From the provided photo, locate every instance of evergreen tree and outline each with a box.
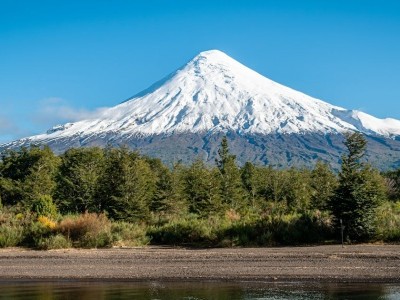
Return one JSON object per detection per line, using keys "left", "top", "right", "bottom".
{"left": 150, "top": 160, "right": 187, "bottom": 216}
{"left": 184, "top": 159, "right": 221, "bottom": 216}
{"left": 0, "top": 147, "right": 36, "bottom": 206}
{"left": 260, "top": 167, "right": 312, "bottom": 211}
{"left": 215, "top": 136, "right": 245, "bottom": 211}
{"left": 310, "top": 161, "right": 337, "bottom": 210}
{"left": 285, "top": 168, "right": 312, "bottom": 210}
{"left": 329, "top": 132, "right": 386, "bottom": 241}
{"left": 96, "top": 147, "right": 156, "bottom": 222}
{"left": 0, "top": 146, "right": 60, "bottom": 208}
{"left": 241, "top": 162, "right": 259, "bottom": 209}
{"left": 259, "top": 166, "right": 289, "bottom": 204}
{"left": 55, "top": 147, "right": 104, "bottom": 213}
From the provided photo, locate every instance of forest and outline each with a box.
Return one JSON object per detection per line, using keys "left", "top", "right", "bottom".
{"left": 0, "top": 132, "right": 399, "bottom": 249}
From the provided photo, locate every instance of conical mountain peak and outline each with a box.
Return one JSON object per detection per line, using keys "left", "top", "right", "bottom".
{"left": 191, "top": 49, "right": 239, "bottom": 65}
{"left": 185, "top": 49, "right": 262, "bottom": 80}
{"left": 195, "top": 49, "right": 228, "bottom": 58}
{"left": 3, "top": 49, "right": 400, "bottom": 153}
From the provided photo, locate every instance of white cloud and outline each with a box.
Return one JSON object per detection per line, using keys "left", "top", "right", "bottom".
{"left": 1, "top": 97, "right": 108, "bottom": 144}
{"left": 0, "top": 116, "right": 25, "bottom": 143}
{"left": 33, "top": 97, "right": 109, "bottom": 125}
{"left": 0, "top": 117, "right": 14, "bottom": 134}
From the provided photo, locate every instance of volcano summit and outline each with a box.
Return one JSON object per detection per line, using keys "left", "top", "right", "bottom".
{"left": 2, "top": 50, "right": 400, "bottom": 168}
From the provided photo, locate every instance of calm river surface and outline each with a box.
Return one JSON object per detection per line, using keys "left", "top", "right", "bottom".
{"left": 1, "top": 281, "right": 400, "bottom": 300}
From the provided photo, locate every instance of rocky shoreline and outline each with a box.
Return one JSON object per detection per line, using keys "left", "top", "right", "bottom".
{"left": 1, "top": 245, "right": 399, "bottom": 283}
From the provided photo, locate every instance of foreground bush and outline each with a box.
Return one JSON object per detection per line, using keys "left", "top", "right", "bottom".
{"left": 35, "top": 234, "right": 72, "bottom": 250}
{"left": 23, "top": 218, "right": 55, "bottom": 248}
{"left": 0, "top": 203, "right": 397, "bottom": 249}
{"left": 0, "top": 221, "right": 24, "bottom": 247}
{"left": 148, "top": 214, "right": 221, "bottom": 246}
{"left": 218, "top": 209, "right": 333, "bottom": 246}
{"left": 0, "top": 226, "right": 23, "bottom": 247}
{"left": 147, "top": 209, "right": 333, "bottom": 247}
{"left": 57, "top": 212, "right": 112, "bottom": 248}
{"left": 111, "top": 222, "right": 149, "bottom": 247}
{"left": 0, "top": 209, "right": 33, "bottom": 248}
{"left": 375, "top": 201, "right": 400, "bottom": 242}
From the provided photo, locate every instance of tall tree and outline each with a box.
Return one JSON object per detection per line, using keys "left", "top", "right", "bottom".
{"left": 284, "top": 168, "right": 312, "bottom": 210}
{"left": 241, "top": 162, "right": 258, "bottom": 208}
{"left": 184, "top": 159, "right": 221, "bottom": 216}
{"left": 329, "top": 132, "right": 386, "bottom": 241}
{"left": 0, "top": 146, "right": 60, "bottom": 208}
{"left": 55, "top": 147, "right": 104, "bottom": 213}
{"left": 310, "top": 161, "right": 338, "bottom": 210}
{"left": 215, "top": 136, "right": 245, "bottom": 211}
{"left": 150, "top": 160, "right": 187, "bottom": 216}
{"left": 96, "top": 147, "right": 156, "bottom": 222}
{"left": 259, "top": 166, "right": 289, "bottom": 204}
{"left": 0, "top": 147, "right": 35, "bottom": 206}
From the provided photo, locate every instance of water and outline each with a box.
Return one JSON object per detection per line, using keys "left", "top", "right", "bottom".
{"left": 0, "top": 281, "right": 399, "bottom": 300}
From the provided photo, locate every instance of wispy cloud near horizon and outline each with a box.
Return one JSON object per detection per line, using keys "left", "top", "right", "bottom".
{"left": 0, "top": 115, "right": 27, "bottom": 144}
{"left": 0, "top": 117, "right": 15, "bottom": 134}
{"left": 33, "top": 97, "right": 110, "bottom": 125}
{"left": 0, "top": 97, "right": 109, "bottom": 144}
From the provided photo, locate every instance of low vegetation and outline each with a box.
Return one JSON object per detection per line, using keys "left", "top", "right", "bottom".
{"left": 0, "top": 133, "right": 399, "bottom": 249}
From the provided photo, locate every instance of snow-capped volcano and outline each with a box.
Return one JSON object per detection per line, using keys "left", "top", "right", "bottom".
{"left": 2, "top": 50, "right": 400, "bottom": 169}
{"left": 11, "top": 50, "right": 400, "bottom": 140}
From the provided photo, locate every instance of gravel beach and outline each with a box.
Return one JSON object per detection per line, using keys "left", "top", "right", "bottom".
{"left": 1, "top": 245, "right": 399, "bottom": 283}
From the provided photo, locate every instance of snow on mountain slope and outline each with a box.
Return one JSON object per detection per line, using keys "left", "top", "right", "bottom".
{"left": 3, "top": 50, "right": 400, "bottom": 147}
{"left": 350, "top": 111, "right": 400, "bottom": 137}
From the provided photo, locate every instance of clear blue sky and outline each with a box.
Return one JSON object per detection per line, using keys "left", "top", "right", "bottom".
{"left": 1, "top": 0, "right": 400, "bottom": 143}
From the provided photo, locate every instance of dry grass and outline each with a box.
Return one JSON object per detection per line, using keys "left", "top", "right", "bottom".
{"left": 57, "top": 212, "right": 112, "bottom": 248}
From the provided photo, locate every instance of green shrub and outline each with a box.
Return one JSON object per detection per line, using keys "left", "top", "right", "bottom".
{"left": 31, "top": 195, "right": 58, "bottom": 218}
{"left": 223, "top": 210, "right": 333, "bottom": 246}
{"left": 0, "top": 224, "right": 24, "bottom": 247}
{"left": 375, "top": 201, "right": 400, "bottom": 242}
{"left": 35, "top": 234, "right": 72, "bottom": 250}
{"left": 148, "top": 215, "right": 218, "bottom": 246}
{"left": 147, "top": 209, "right": 333, "bottom": 247}
{"left": 0, "top": 209, "right": 32, "bottom": 247}
{"left": 262, "top": 210, "right": 332, "bottom": 245}
{"left": 111, "top": 222, "right": 149, "bottom": 247}
{"left": 23, "top": 219, "right": 54, "bottom": 248}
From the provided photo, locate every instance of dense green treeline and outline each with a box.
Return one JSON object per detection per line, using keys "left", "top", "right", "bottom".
{"left": 0, "top": 133, "right": 399, "bottom": 248}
